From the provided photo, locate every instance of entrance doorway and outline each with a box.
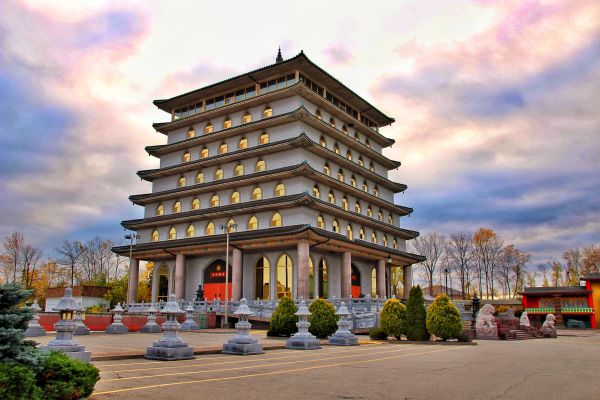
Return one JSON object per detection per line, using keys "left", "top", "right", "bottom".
{"left": 203, "top": 259, "right": 232, "bottom": 300}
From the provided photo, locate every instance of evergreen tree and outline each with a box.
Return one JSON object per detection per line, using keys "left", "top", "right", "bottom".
{"left": 269, "top": 296, "right": 298, "bottom": 337}
{"left": 0, "top": 283, "right": 34, "bottom": 361}
{"left": 405, "top": 285, "right": 430, "bottom": 341}
{"left": 426, "top": 294, "right": 462, "bottom": 341}
{"left": 308, "top": 299, "right": 338, "bottom": 338}
{"left": 380, "top": 298, "right": 406, "bottom": 340}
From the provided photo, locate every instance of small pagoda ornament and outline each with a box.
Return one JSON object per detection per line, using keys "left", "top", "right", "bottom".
{"left": 140, "top": 304, "right": 162, "bottom": 333}
{"left": 286, "top": 298, "right": 320, "bottom": 350}
{"left": 181, "top": 302, "right": 200, "bottom": 330}
{"left": 328, "top": 301, "right": 358, "bottom": 346}
{"left": 145, "top": 294, "right": 195, "bottom": 360}
{"left": 222, "top": 298, "right": 264, "bottom": 355}
{"left": 105, "top": 302, "right": 129, "bottom": 334}
{"left": 24, "top": 299, "right": 46, "bottom": 337}
{"left": 73, "top": 301, "right": 90, "bottom": 335}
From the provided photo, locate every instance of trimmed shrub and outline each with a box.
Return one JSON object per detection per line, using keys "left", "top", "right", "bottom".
{"left": 426, "top": 294, "right": 462, "bottom": 341}
{"left": 37, "top": 351, "right": 99, "bottom": 400}
{"left": 0, "top": 362, "right": 42, "bottom": 400}
{"left": 308, "top": 299, "right": 338, "bottom": 338}
{"left": 405, "top": 285, "right": 430, "bottom": 341}
{"left": 368, "top": 327, "right": 388, "bottom": 340}
{"left": 380, "top": 298, "right": 406, "bottom": 340}
{"left": 269, "top": 296, "right": 298, "bottom": 337}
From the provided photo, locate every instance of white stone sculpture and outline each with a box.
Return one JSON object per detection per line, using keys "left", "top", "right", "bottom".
{"left": 475, "top": 304, "right": 498, "bottom": 340}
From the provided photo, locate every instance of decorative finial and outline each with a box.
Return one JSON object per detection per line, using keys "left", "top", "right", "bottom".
{"left": 276, "top": 47, "right": 283, "bottom": 63}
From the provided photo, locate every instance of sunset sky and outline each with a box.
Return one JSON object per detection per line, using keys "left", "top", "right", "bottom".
{"left": 1, "top": 0, "right": 599, "bottom": 268}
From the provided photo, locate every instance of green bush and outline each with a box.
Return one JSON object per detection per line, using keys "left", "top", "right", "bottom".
{"left": 380, "top": 298, "right": 406, "bottom": 340}
{"left": 0, "top": 283, "right": 34, "bottom": 361}
{"left": 269, "top": 296, "right": 298, "bottom": 337}
{"left": 37, "top": 351, "right": 99, "bottom": 400}
{"left": 456, "top": 332, "right": 472, "bottom": 342}
{"left": 368, "top": 327, "right": 388, "bottom": 340}
{"left": 426, "top": 294, "right": 462, "bottom": 341}
{"left": 308, "top": 299, "right": 338, "bottom": 338}
{"left": 0, "top": 362, "right": 42, "bottom": 399}
{"left": 405, "top": 285, "right": 430, "bottom": 341}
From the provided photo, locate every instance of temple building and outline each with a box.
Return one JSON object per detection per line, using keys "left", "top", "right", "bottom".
{"left": 113, "top": 50, "right": 424, "bottom": 305}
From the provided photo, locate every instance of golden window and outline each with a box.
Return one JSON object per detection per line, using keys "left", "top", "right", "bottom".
{"left": 342, "top": 197, "right": 349, "bottom": 211}
{"left": 367, "top": 206, "right": 373, "bottom": 218}
{"left": 329, "top": 117, "right": 335, "bottom": 127}
{"left": 200, "top": 147, "right": 209, "bottom": 158}
{"left": 323, "top": 163, "right": 330, "bottom": 175}
{"left": 355, "top": 201, "right": 361, "bottom": 213}
{"left": 173, "top": 201, "right": 181, "bottom": 213}
{"left": 332, "top": 219, "right": 339, "bottom": 233}
{"left": 317, "top": 215, "right": 325, "bottom": 229}
{"left": 192, "top": 198, "right": 200, "bottom": 210}
{"left": 312, "top": 185, "right": 320, "bottom": 198}
{"left": 365, "top": 139, "right": 371, "bottom": 148}
{"left": 328, "top": 191, "right": 335, "bottom": 204}
{"left": 354, "top": 132, "right": 360, "bottom": 141}
{"left": 168, "top": 227, "right": 177, "bottom": 240}
{"left": 252, "top": 187, "right": 262, "bottom": 200}
{"left": 214, "top": 168, "right": 224, "bottom": 180}
{"left": 359, "top": 228, "right": 365, "bottom": 240}
{"left": 271, "top": 212, "right": 282, "bottom": 227}
{"left": 235, "top": 163, "right": 244, "bottom": 176}
{"left": 337, "top": 169, "right": 344, "bottom": 182}
{"left": 374, "top": 186, "right": 380, "bottom": 197}
{"left": 178, "top": 176, "right": 186, "bottom": 188}
{"left": 256, "top": 159, "right": 266, "bottom": 172}
{"left": 342, "top": 125, "right": 348, "bottom": 135}
{"left": 388, "top": 214, "right": 394, "bottom": 224}
{"left": 350, "top": 175, "right": 356, "bottom": 187}
{"left": 248, "top": 216, "right": 258, "bottom": 230}
{"left": 369, "top": 162, "right": 375, "bottom": 172}
{"left": 239, "top": 137, "right": 248, "bottom": 149}
{"left": 205, "top": 222, "right": 215, "bottom": 235}
{"left": 383, "top": 235, "right": 388, "bottom": 247}
{"left": 333, "top": 143, "right": 340, "bottom": 154}
{"left": 316, "top": 110, "right": 322, "bottom": 120}
{"left": 227, "top": 219, "right": 237, "bottom": 233}
{"left": 378, "top": 210, "right": 383, "bottom": 221}
{"left": 211, "top": 195, "right": 219, "bottom": 207}
{"left": 187, "top": 127, "right": 195, "bottom": 139}
{"left": 260, "top": 132, "right": 269, "bottom": 144}
{"left": 204, "top": 123, "right": 213, "bottom": 134}
{"left": 371, "top": 232, "right": 377, "bottom": 243}
{"left": 363, "top": 181, "right": 369, "bottom": 192}
{"left": 263, "top": 106, "right": 272, "bottom": 118}
{"left": 242, "top": 112, "right": 252, "bottom": 124}
{"left": 393, "top": 239, "right": 398, "bottom": 249}
{"left": 346, "top": 225, "right": 353, "bottom": 240}
{"left": 346, "top": 150, "right": 352, "bottom": 161}
{"left": 223, "top": 117, "right": 232, "bottom": 129}
{"left": 274, "top": 183, "right": 285, "bottom": 197}
{"left": 231, "top": 191, "right": 240, "bottom": 203}
{"left": 358, "top": 157, "right": 364, "bottom": 167}
{"left": 187, "top": 224, "right": 195, "bottom": 237}
{"left": 156, "top": 204, "right": 164, "bottom": 216}
{"left": 182, "top": 151, "right": 191, "bottom": 163}
{"left": 151, "top": 229, "right": 159, "bottom": 242}
{"left": 219, "top": 142, "right": 228, "bottom": 154}
{"left": 319, "top": 136, "right": 327, "bottom": 147}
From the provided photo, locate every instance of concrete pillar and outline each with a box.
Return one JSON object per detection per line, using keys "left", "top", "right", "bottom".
{"left": 175, "top": 254, "right": 186, "bottom": 300}
{"left": 403, "top": 265, "right": 413, "bottom": 299}
{"left": 127, "top": 258, "right": 140, "bottom": 304}
{"left": 376, "top": 259, "right": 386, "bottom": 298}
{"left": 297, "top": 241, "right": 310, "bottom": 300}
{"left": 168, "top": 265, "right": 175, "bottom": 296}
{"left": 151, "top": 266, "right": 158, "bottom": 303}
{"left": 341, "top": 252, "right": 352, "bottom": 298}
{"left": 232, "top": 248, "right": 242, "bottom": 300}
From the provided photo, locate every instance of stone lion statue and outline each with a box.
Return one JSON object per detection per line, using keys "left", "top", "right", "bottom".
{"left": 476, "top": 304, "right": 498, "bottom": 338}
{"left": 519, "top": 311, "right": 531, "bottom": 328}
{"left": 542, "top": 314, "right": 557, "bottom": 338}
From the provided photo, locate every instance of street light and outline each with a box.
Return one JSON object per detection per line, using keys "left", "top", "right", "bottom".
{"left": 219, "top": 222, "right": 238, "bottom": 328}
{"left": 125, "top": 233, "right": 140, "bottom": 269}
{"left": 444, "top": 268, "right": 449, "bottom": 296}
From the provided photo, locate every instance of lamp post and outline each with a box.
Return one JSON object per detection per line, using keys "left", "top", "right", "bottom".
{"left": 444, "top": 268, "right": 449, "bottom": 296}
{"left": 220, "top": 222, "right": 238, "bottom": 328}
{"left": 125, "top": 233, "right": 140, "bottom": 266}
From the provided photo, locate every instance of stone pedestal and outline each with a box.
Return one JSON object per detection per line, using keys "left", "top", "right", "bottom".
{"left": 106, "top": 302, "right": 129, "bottom": 334}
{"left": 74, "top": 302, "right": 90, "bottom": 335}
{"left": 222, "top": 298, "right": 264, "bottom": 355}
{"left": 25, "top": 300, "right": 46, "bottom": 337}
{"left": 181, "top": 302, "right": 200, "bottom": 330}
{"left": 140, "top": 304, "right": 162, "bottom": 333}
{"left": 286, "top": 299, "right": 320, "bottom": 350}
{"left": 41, "top": 288, "right": 91, "bottom": 363}
{"left": 328, "top": 302, "right": 358, "bottom": 346}
{"left": 145, "top": 294, "right": 195, "bottom": 361}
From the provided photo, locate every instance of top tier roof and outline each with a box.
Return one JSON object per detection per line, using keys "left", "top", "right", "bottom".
{"left": 153, "top": 51, "right": 395, "bottom": 127}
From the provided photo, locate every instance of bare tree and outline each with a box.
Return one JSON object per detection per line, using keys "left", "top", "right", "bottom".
{"left": 446, "top": 232, "right": 473, "bottom": 299}
{"left": 20, "top": 245, "right": 41, "bottom": 289}
{"left": 55, "top": 240, "right": 84, "bottom": 287}
{"left": 581, "top": 245, "right": 600, "bottom": 276}
{"left": 473, "top": 228, "right": 504, "bottom": 298}
{"left": 537, "top": 263, "right": 549, "bottom": 287}
{"left": 2, "top": 232, "right": 24, "bottom": 283}
{"left": 525, "top": 271, "right": 537, "bottom": 287}
{"left": 411, "top": 232, "right": 446, "bottom": 296}
{"left": 562, "top": 249, "right": 581, "bottom": 285}
{"left": 550, "top": 260, "right": 563, "bottom": 286}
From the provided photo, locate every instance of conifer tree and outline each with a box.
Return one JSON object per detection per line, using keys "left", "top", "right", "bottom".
{"left": 269, "top": 296, "right": 298, "bottom": 337}
{"left": 405, "top": 285, "right": 430, "bottom": 341}
{"left": 0, "top": 283, "right": 34, "bottom": 361}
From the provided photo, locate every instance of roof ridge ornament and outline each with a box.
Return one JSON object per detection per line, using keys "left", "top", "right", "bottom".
{"left": 276, "top": 47, "right": 283, "bottom": 63}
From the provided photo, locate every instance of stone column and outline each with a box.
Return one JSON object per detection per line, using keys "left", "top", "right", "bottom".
{"left": 175, "top": 254, "right": 186, "bottom": 300}
{"left": 232, "top": 248, "right": 243, "bottom": 301}
{"left": 403, "top": 265, "right": 413, "bottom": 299}
{"left": 168, "top": 265, "right": 175, "bottom": 296}
{"left": 297, "top": 241, "right": 310, "bottom": 299}
{"left": 127, "top": 258, "right": 140, "bottom": 304}
{"left": 341, "top": 252, "right": 352, "bottom": 298}
{"left": 376, "top": 259, "right": 386, "bottom": 298}
{"left": 151, "top": 266, "right": 158, "bottom": 303}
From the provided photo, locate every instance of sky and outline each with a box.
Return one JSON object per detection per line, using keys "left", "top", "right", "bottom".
{"left": 0, "top": 0, "right": 599, "bottom": 267}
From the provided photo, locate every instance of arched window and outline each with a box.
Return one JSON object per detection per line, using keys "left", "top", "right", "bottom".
{"left": 346, "top": 150, "right": 353, "bottom": 161}
{"left": 274, "top": 183, "right": 285, "bottom": 197}
{"left": 178, "top": 175, "right": 186, "bottom": 187}
{"left": 168, "top": 226, "right": 177, "bottom": 240}
{"left": 219, "top": 142, "right": 228, "bottom": 154}
{"left": 204, "top": 122, "right": 213, "bottom": 134}
{"left": 351, "top": 264, "right": 361, "bottom": 297}
{"left": 238, "top": 137, "right": 248, "bottom": 149}
{"left": 211, "top": 194, "right": 219, "bottom": 207}
{"left": 354, "top": 131, "right": 360, "bottom": 141}
{"left": 205, "top": 222, "right": 215, "bottom": 235}
{"left": 195, "top": 171, "right": 204, "bottom": 184}
{"left": 255, "top": 257, "right": 270, "bottom": 300}
{"left": 350, "top": 175, "right": 357, "bottom": 187}
{"left": 214, "top": 168, "right": 224, "bottom": 180}
{"left": 248, "top": 216, "right": 258, "bottom": 230}
{"left": 276, "top": 254, "right": 293, "bottom": 298}
{"left": 337, "top": 169, "right": 344, "bottom": 182}
{"left": 263, "top": 106, "right": 272, "bottom": 118}
{"left": 359, "top": 227, "right": 365, "bottom": 240}
{"left": 234, "top": 163, "right": 244, "bottom": 176}
{"left": 151, "top": 229, "right": 159, "bottom": 242}
{"left": 191, "top": 198, "right": 200, "bottom": 210}
{"left": 323, "top": 163, "right": 330, "bottom": 175}
{"left": 367, "top": 206, "right": 373, "bottom": 218}
{"left": 362, "top": 181, "right": 369, "bottom": 192}
{"left": 187, "top": 127, "right": 195, "bottom": 139}
{"left": 242, "top": 112, "right": 252, "bottom": 124}
{"left": 346, "top": 224, "right": 353, "bottom": 240}
{"left": 316, "top": 110, "right": 322, "bottom": 120}
{"left": 312, "top": 185, "right": 320, "bottom": 198}
{"left": 172, "top": 200, "right": 181, "bottom": 213}
{"left": 358, "top": 156, "right": 364, "bottom": 167}
{"left": 200, "top": 147, "right": 209, "bottom": 158}
{"left": 365, "top": 138, "right": 371, "bottom": 148}
{"left": 333, "top": 143, "right": 340, "bottom": 154}
{"left": 355, "top": 201, "right": 361, "bottom": 213}
{"left": 230, "top": 191, "right": 240, "bottom": 204}
{"left": 259, "top": 131, "right": 269, "bottom": 144}
{"left": 223, "top": 117, "right": 232, "bottom": 129}
{"left": 388, "top": 214, "right": 394, "bottom": 225}
{"left": 393, "top": 238, "right": 398, "bottom": 249}
{"left": 186, "top": 224, "right": 195, "bottom": 238}
{"left": 271, "top": 212, "right": 282, "bottom": 227}
{"left": 256, "top": 159, "right": 266, "bottom": 172}
{"left": 156, "top": 204, "right": 164, "bottom": 216}
{"left": 374, "top": 186, "right": 380, "bottom": 197}
{"left": 371, "top": 267, "right": 377, "bottom": 297}
{"left": 182, "top": 151, "right": 191, "bottom": 162}
{"left": 252, "top": 187, "right": 262, "bottom": 200}
{"left": 378, "top": 210, "right": 384, "bottom": 221}
{"left": 317, "top": 258, "right": 328, "bottom": 298}
{"left": 342, "top": 125, "right": 348, "bottom": 135}
{"left": 369, "top": 162, "right": 375, "bottom": 172}
{"left": 227, "top": 219, "right": 237, "bottom": 232}
{"left": 332, "top": 219, "right": 339, "bottom": 233}
{"left": 328, "top": 191, "right": 335, "bottom": 204}
{"left": 383, "top": 235, "right": 388, "bottom": 247}
{"left": 319, "top": 136, "right": 326, "bottom": 148}
{"left": 329, "top": 117, "right": 335, "bottom": 127}
{"left": 371, "top": 232, "right": 377, "bottom": 243}
{"left": 317, "top": 215, "right": 325, "bottom": 229}
{"left": 342, "top": 196, "right": 349, "bottom": 211}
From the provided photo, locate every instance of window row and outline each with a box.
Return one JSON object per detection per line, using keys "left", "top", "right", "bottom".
{"left": 150, "top": 212, "right": 283, "bottom": 241}
{"left": 315, "top": 215, "right": 398, "bottom": 248}
{"left": 181, "top": 132, "right": 269, "bottom": 161}
{"left": 174, "top": 159, "right": 267, "bottom": 189}
{"left": 312, "top": 186, "right": 394, "bottom": 223}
